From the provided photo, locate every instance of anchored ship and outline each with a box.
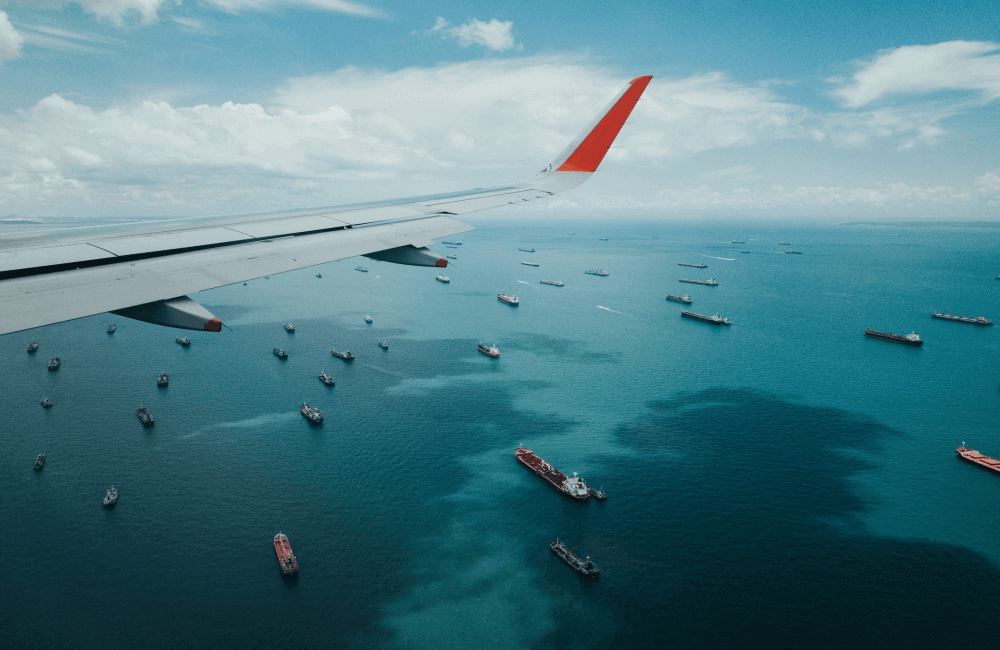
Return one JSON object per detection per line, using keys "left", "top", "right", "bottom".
{"left": 378, "top": 341, "right": 389, "bottom": 349}
{"left": 274, "top": 533, "right": 299, "bottom": 576}
{"left": 585, "top": 269, "right": 609, "bottom": 276}
{"left": 331, "top": 349, "right": 355, "bottom": 361}
{"left": 550, "top": 539, "right": 599, "bottom": 578}
{"left": 478, "top": 342, "right": 500, "bottom": 358}
{"left": 678, "top": 262, "right": 707, "bottom": 268}
{"left": 436, "top": 275, "right": 450, "bottom": 283}
{"left": 157, "top": 372, "right": 169, "bottom": 387}
{"left": 137, "top": 407, "right": 154, "bottom": 427}
{"left": 521, "top": 262, "right": 540, "bottom": 267}
{"left": 864, "top": 329, "right": 923, "bottom": 346}
{"left": 40, "top": 397, "right": 52, "bottom": 408}
{"left": 779, "top": 242, "right": 791, "bottom": 246}
{"left": 273, "top": 347, "right": 288, "bottom": 359}
{"left": 34, "top": 454, "right": 45, "bottom": 471}
{"left": 356, "top": 266, "right": 368, "bottom": 272}
{"left": 515, "top": 448, "right": 591, "bottom": 500}
{"left": 731, "top": 240, "right": 745, "bottom": 244}
{"left": 785, "top": 250, "right": 803, "bottom": 254}
{"left": 519, "top": 248, "right": 535, "bottom": 252}
{"left": 176, "top": 337, "right": 191, "bottom": 346}
{"left": 103, "top": 487, "right": 118, "bottom": 507}
{"left": 498, "top": 294, "right": 519, "bottom": 306}
{"left": 47, "top": 357, "right": 60, "bottom": 370}
{"left": 931, "top": 312, "right": 993, "bottom": 326}
{"left": 956, "top": 445, "right": 1000, "bottom": 475}
{"left": 316, "top": 273, "right": 322, "bottom": 278}
{"left": 540, "top": 280, "right": 564, "bottom": 286}
{"left": 665, "top": 295, "right": 692, "bottom": 304}
{"left": 107, "top": 324, "right": 116, "bottom": 334}
{"left": 679, "top": 278, "right": 717, "bottom": 286}
{"left": 446, "top": 255, "right": 457, "bottom": 260}
{"left": 318, "top": 372, "right": 335, "bottom": 386}
{"left": 364, "top": 315, "right": 373, "bottom": 323}
{"left": 681, "top": 310, "right": 731, "bottom": 325}
{"left": 284, "top": 323, "right": 295, "bottom": 332}
{"left": 442, "top": 241, "right": 462, "bottom": 245}
{"left": 27, "top": 341, "right": 38, "bottom": 353}
{"left": 300, "top": 404, "right": 324, "bottom": 424}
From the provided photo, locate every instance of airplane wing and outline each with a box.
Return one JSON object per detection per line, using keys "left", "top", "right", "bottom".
{"left": 0, "top": 75, "right": 652, "bottom": 336}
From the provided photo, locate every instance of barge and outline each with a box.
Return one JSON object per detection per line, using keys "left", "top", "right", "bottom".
{"left": 550, "top": 539, "right": 599, "bottom": 578}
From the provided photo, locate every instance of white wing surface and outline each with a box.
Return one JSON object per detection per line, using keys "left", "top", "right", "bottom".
{"left": 0, "top": 76, "right": 652, "bottom": 335}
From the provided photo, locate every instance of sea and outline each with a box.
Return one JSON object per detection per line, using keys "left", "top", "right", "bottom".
{"left": 2, "top": 217, "right": 999, "bottom": 649}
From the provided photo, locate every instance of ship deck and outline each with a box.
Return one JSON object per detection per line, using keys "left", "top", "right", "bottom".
{"left": 957, "top": 447, "right": 1000, "bottom": 475}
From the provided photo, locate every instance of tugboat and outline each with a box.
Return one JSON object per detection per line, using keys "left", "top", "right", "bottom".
{"left": 436, "top": 275, "right": 450, "bottom": 283}
{"left": 27, "top": 341, "right": 38, "bottom": 353}
{"left": 331, "top": 349, "right": 355, "bottom": 361}
{"left": 931, "top": 312, "right": 994, "bottom": 326}
{"left": 378, "top": 341, "right": 389, "bottom": 350}
{"left": 519, "top": 248, "right": 535, "bottom": 252}
{"left": 273, "top": 347, "right": 288, "bottom": 359}
{"left": 300, "top": 404, "right": 323, "bottom": 424}
{"left": 47, "top": 357, "right": 60, "bottom": 370}
{"left": 364, "top": 315, "right": 373, "bottom": 323}
{"left": 316, "top": 273, "right": 322, "bottom": 278}
{"left": 274, "top": 533, "right": 299, "bottom": 576}
{"left": 137, "top": 407, "right": 154, "bottom": 427}
{"left": 549, "top": 539, "right": 599, "bottom": 578}
{"left": 356, "top": 266, "right": 368, "bottom": 272}
{"left": 540, "top": 280, "right": 564, "bottom": 286}
{"left": 678, "top": 262, "right": 707, "bottom": 268}
{"left": 498, "top": 293, "right": 519, "bottom": 306}
{"left": 478, "top": 342, "right": 500, "bottom": 358}
{"left": 864, "top": 329, "right": 923, "bottom": 346}
{"left": 107, "top": 324, "right": 116, "bottom": 334}
{"left": 318, "top": 372, "right": 335, "bottom": 386}
{"left": 34, "top": 454, "right": 45, "bottom": 471}
{"left": 40, "top": 397, "right": 52, "bottom": 408}
{"left": 585, "top": 269, "right": 609, "bottom": 276}
{"left": 515, "top": 448, "right": 591, "bottom": 500}
{"left": 679, "top": 278, "right": 718, "bottom": 286}
{"left": 103, "top": 487, "right": 118, "bottom": 507}
{"left": 587, "top": 486, "right": 608, "bottom": 501}
{"left": 665, "top": 294, "right": 692, "bottom": 304}
{"left": 681, "top": 310, "right": 731, "bottom": 325}
{"left": 176, "top": 337, "right": 191, "bottom": 347}
{"left": 284, "top": 323, "right": 295, "bottom": 333}
{"left": 157, "top": 372, "right": 169, "bottom": 387}
{"left": 521, "top": 261, "right": 540, "bottom": 267}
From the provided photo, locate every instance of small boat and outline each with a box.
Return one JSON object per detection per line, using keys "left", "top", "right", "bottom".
{"left": 436, "top": 275, "right": 450, "bottom": 283}
{"left": 243, "top": 282, "right": 247, "bottom": 285}
{"left": 678, "top": 262, "right": 707, "bottom": 268}
{"left": 27, "top": 341, "right": 38, "bottom": 353}
{"left": 318, "top": 372, "right": 335, "bottom": 386}
{"left": 446, "top": 255, "right": 457, "bottom": 260}
{"left": 137, "top": 407, "right": 154, "bottom": 426}
{"left": 40, "top": 397, "right": 52, "bottom": 408}
{"left": 331, "top": 349, "right": 355, "bottom": 361}
{"left": 731, "top": 240, "right": 745, "bottom": 244}
{"left": 681, "top": 310, "right": 731, "bottom": 325}
{"left": 598, "top": 238, "right": 608, "bottom": 241}
{"left": 103, "top": 487, "right": 118, "bottom": 507}
{"left": 931, "top": 312, "right": 994, "bottom": 326}
{"left": 498, "top": 293, "right": 519, "bottom": 306}
{"left": 785, "top": 250, "right": 803, "bottom": 254}
{"left": 378, "top": 341, "right": 389, "bottom": 350}
{"left": 356, "top": 266, "right": 368, "bottom": 272}
{"left": 550, "top": 539, "right": 599, "bottom": 578}
{"left": 273, "top": 347, "right": 288, "bottom": 359}
{"left": 442, "top": 241, "right": 462, "bottom": 246}
{"left": 274, "top": 533, "right": 299, "bottom": 575}
{"left": 478, "top": 342, "right": 500, "bottom": 358}
{"left": 665, "top": 294, "right": 692, "bottom": 304}
{"left": 265, "top": 276, "right": 270, "bottom": 279}
{"left": 679, "top": 278, "right": 717, "bottom": 286}
{"left": 47, "top": 357, "right": 60, "bottom": 370}
{"left": 585, "top": 269, "right": 609, "bottom": 276}
{"left": 779, "top": 242, "right": 791, "bottom": 246}
{"left": 519, "top": 248, "right": 535, "bottom": 253}
{"left": 364, "top": 315, "right": 373, "bottom": 323}
{"left": 284, "top": 323, "right": 295, "bottom": 333}
{"left": 521, "top": 261, "right": 540, "bottom": 267}
{"left": 157, "top": 372, "right": 169, "bottom": 387}
{"left": 300, "top": 404, "right": 323, "bottom": 424}
{"left": 107, "top": 324, "right": 116, "bottom": 334}
{"left": 741, "top": 251, "right": 750, "bottom": 254}
{"left": 540, "top": 280, "right": 564, "bottom": 286}
{"left": 34, "top": 454, "right": 45, "bottom": 471}
{"left": 316, "top": 273, "right": 322, "bottom": 278}
{"left": 176, "top": 337, "right": 191, "bottom": 346}
{"left": 587, "top": 486, "right": 608, "bottom": 501}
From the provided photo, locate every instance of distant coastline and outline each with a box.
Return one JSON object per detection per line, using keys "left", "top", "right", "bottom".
{"left": 842, "top": 220, "right": 1000, "bottom": 229}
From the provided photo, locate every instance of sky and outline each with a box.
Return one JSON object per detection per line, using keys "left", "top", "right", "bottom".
{"left": 0, "top": 0, "right": 998, "bottom": 220}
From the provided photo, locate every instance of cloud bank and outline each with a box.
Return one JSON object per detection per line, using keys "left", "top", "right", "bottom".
{"left": 431, "top": 17, "right": 517, "bottom": 52}
{"left": 0, "top": 10, "right": 25, "bottom": 63}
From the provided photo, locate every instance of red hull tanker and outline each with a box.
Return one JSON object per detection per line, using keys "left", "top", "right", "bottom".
{"left": 515, "top": 448, "right": 590, "bottom": 500}
{"left": 956, "top": 447, "right": 1000, "bottom": 475}
{"left": 274, "top": 533, "right": 298, "bottom": 576}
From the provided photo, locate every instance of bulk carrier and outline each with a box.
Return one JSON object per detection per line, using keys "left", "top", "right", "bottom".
{"left": 931, "top": 312, "right": 993, "bottom": 326}
{"left": 273, "top": 533, "right": 298, "bottom": 576}
{"left": 956, "top": 445, "right": 1000, "bottom": 475}
{"left": 864, "top": 329, "right": 923, "bottom": 346}
{"left": 515, "top": 448, "right": 592, "bottom": 500}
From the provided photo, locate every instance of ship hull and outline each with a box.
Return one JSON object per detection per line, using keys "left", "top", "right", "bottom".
{"left": 864, "top": 330, "right": 923, "bottom": 346}
{"left": 665, "top": 295, "right": 691, "bottom": 304}
{"left": 679, "top": 279, "right": 716, "bottom": 286}
{"left": 515, "top": 448, "right": 588, "bottom": 500}
{"left": 681, "top": 311, "right": 730, "bottom": 325}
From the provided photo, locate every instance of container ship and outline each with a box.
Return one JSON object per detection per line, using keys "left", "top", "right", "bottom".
{"left": 515, "top": 448, "right": 590, "bottom": 500}
{"left": 956, "top": 446, "right": 1000, "bottom": 475}
{"left": 679, "top": 278, "right": 717, "bottom": 286}
{"left": 665, "top": 295, "right": 692, "bottom": 304}
{"left": 678, "top": 262, "right": 707, "bottom": 268}
{"left": 681, "top": 310, "right": 731, "bottom": 325}
{"left": 274, "top": 533, "right": 298, "bottom": 576}
{"left": 864, "top": 329, "right": 923, "bottom": 346}
{"left": 931, "top": 312, "right": 993, "bottom": 326}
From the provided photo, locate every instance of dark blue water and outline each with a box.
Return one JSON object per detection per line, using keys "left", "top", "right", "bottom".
{"left": 2, "top": 219, "right": 999, "bottom": 649}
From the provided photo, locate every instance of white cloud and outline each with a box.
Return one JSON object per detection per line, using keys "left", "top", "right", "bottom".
{"left": 975, "top": 173, "right": 1000, "bottom": 205}
{"left": 431, "top": 17, "right": 517, "bottom": 52}
{"left": 205, "top": 0, "right": 383, "bottom": 19}
{"left": 833, "top": 41, "right": 1000, "bottom": 108}
{"left": 0, "top": 10, "right": 25, "bottom": 63}
{"left": 72, "top": 0, "right": 168, "bottom": 25}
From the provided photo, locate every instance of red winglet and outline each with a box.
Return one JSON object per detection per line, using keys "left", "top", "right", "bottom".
{"left": 204, "top": 318, "right": 222, "bottom": 332}
{"left": 436, "top": 258, "right": 448, "bottom": 268}
{"left": 557, "top": 75, "right": 652, "bottom": 173}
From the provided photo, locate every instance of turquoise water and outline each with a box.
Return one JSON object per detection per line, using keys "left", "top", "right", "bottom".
{"left": 2, "top": 219, "right": 999, "bottom": 648}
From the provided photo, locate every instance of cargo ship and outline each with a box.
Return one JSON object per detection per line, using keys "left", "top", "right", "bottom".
{"left": 519, "top": 248, "right": 535, "bottom": 253}
{"left": 864, "top": 329, "right": 923, "bottom": 346}
{"left": 176, "top": 337, "right": 191, "bottom": 346}
{"left": 436, "top": 275, "right": 450, "bottom": 283}
{"left": 498, "top": 293, "right": 519, "bottom": 306}
{"left": 331, "top": 349, "right": 355, "bottom": 361}
{"left": 585, "top": 269, "right": 609, "bottom": 276}
{"left": 300, "top": 403, "right": 323, "bottom": 424}
{"left": 27, "top": 341, "right": 38, "bottom": 353}
{"left": 956, "top": 446, "right": 1000, "bottom": 475}
{"left": 678, "top": 262, "right": 707, "bottom": 268}
{"left": 681, "top": 310, "right": 731, "bottom": 325}
{"left": 785, "top": 250, "right": 803, "bottom": 254}
{"left": 274, "top": 533, "right": 298, "bottom": 576}
{"left": 665, "top": 294, "right": 692, "bottom": 304}
{"left": 540, "top": 280, "right": 564, "bottom": 286}
{"left": 107, "top": 324, "right": 116, "bottom": 334}
{"left": 284, "top": 322, "right": 295, "bottom": 332}
{"left": 356, "top": 266, "right": 368, "bottom": 272}
{"left": 442, "top": 241, "right": 462, "bottom": 246}
{"left": 48, "top": 357, "right": 60, "bottom": 370}
{"left": 137, "top": 407, "right": 154, "bottom": 427}
{"left": 273, "top": 347, "right": 288, "bottom": 359}
{"left": 550, "top": 539, "right": 599, "bottom": 578}
{"left": 478, "top": 342, "right": 500, "bottom": 358}
{"left": 679, "top": 278, "right": 717, "bottom": 286}
{"left": 931, "top": 312, "right": 993, "bottom": 326}
{"left": 521, "top": 261, "right": 540, "bottom": 267}
{"left": 515, "top": 448, "right": 590, "bottom": 500}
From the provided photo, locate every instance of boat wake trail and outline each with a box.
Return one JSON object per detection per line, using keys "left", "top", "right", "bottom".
{"left": 696, "top": 253, "right": 736, "bottom": 261}
{"left": 517, "top": 280, "right": 540, "bottom": 290}
{"left": 598, "top": 305, "right": 626, "bottom": 315}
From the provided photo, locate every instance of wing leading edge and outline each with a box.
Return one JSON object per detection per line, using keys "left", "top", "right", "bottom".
{"left": 0, "top": 75, "right": 652, "bottom": 336}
